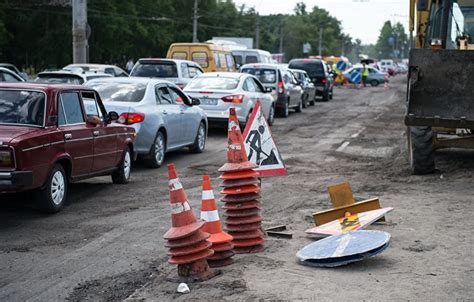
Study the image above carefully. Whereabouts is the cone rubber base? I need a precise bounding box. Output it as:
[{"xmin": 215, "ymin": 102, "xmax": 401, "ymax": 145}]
[
  {"xmin": 208, "ymin": 231, "xmax": 233, "ymax": 244},
  {"xmin": 221, "ymin": 192, "xmax": 261, "ymax": 202},
  {"xmin": 224, "ymin": 208, "xmax": 260, "ymax": 217},
  {"xmin": 167, "ymin": 240, "xmax": 212, "ymax": 257},
  {"xmin": 165, "ymin": 230, "xmax": 210, "ymax": 248},
  {"xmin": 228, "ymin": 229, "xmax": 264, "ymax": 240},
  {"xmin": 225, "ymin": 215, "xmax": 262, "ymax": 225},
  {"xmin": 220, "ymin": 184, "xmax": 260, "ymax": 195},
  {"xmin": 224, "ymin": 222, "xmax": 262, "ymax": 232},
  {"xmin": 163, "ymin": 220, "xmax": 205, "ymax": 240},
  {"xmin": 233, "ymin": 244, "xmax": 265, "ymax": 254},
  {"xmin": 208, "ymin": 257, "xmax": 235, "ymax": 268},
  {"xmin": 168, "ymin": 248, "xmax": 214, "ymax": 265},
  {"xmin": 218, "ymin": 161, "xmax": 257, "ymax": 172},
  {"xmin": 232, "ymin": 237, "xmax": 265, "ymax": 247},
  {"xmin": 220, "ymin": 170, "xmax": 259, "ymax": 180},
  {"xmin": 220, "ymin": 177, "xmax": 259, "ymax": 188},
  {"xmin": 222, "ymin": 200, "xmax": 260, "ymax": 210},
  {"xmin": 212, "ymin": 241, "xmax": 234, "ymax": 252}
]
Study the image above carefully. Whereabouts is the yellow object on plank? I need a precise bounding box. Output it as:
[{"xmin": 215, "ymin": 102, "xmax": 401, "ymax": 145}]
[{"xmin": 312, "ymin": 197, "xmax": 385, "ymax": 226}]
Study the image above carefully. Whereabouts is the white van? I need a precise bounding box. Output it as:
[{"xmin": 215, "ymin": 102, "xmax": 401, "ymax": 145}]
[
  {"xmin": 378, "ymin": 59, "xmax": 396, "ymax": 72},
  {"xmin": 232, "ymin": 49, "xmax": 273, "ymax": 68}
]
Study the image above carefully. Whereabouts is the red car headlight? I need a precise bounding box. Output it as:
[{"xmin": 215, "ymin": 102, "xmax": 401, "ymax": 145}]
[{"xmin": 0, "ymin": 148, "xmax": 13, "ymax": 169}]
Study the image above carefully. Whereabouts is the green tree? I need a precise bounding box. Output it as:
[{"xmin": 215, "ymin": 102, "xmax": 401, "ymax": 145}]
[
  {"xmin": 375, "ymin": 21, "xmax": 409, "ymax": 59},
  {"xmin": 375, "ymin": 21, "xmax": 394, "ymax": 59},
  {"xmin": 0, "ymin": 0, "xmax": 355, "ymax": 71}
]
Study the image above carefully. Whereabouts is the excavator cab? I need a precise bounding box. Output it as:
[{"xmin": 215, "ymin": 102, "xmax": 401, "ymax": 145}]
[{"xmin": 406, "ymin": 0, "xmax": 474, "ymax": 174}]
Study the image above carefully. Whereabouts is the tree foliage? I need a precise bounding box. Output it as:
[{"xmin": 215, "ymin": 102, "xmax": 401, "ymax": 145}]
[
  {"xmin": 374, "ymin": 21, "xmax": 409, "ymax": 59},
  {"xmin": 0, "ymin": 0, "xmax": 354, "ymax": 71}
]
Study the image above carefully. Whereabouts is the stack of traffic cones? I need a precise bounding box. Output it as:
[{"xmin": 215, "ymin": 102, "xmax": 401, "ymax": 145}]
[
  {"xmin": 218, "ymin": 108, "xmax": 265, "ymax": 254},
  {"xmin": 200, "ymin": 175, "xmax": 234, "ymax": 267},
  {"xmin": 163, "ymin": 164, "xmax": 217, "ymax": 281}
]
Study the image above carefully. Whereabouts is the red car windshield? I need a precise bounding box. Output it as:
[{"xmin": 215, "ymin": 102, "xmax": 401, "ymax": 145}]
[{"xmin": 0, "ymin": 90, "xmax": 45, "ymax": 127}]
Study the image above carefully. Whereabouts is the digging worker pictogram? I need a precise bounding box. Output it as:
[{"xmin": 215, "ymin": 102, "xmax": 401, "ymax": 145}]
[{"xmin": 246, "ymin": 125, "xmax": 265, "ymax": 165}]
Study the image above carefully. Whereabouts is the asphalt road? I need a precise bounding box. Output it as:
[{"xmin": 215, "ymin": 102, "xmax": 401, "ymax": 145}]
[{"xmin": 1, "ymin": 77, "xmax": 473, "ymax": 301}]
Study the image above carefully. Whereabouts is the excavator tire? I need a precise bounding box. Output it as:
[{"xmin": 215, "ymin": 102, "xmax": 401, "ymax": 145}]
[{"xmin": 409, "ymin": 126, "xmax": 435, "ymax": 174}]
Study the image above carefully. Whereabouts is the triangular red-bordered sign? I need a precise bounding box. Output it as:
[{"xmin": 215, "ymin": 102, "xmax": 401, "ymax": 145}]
[{"xmin": 242, "ymin": 101, "xmax": 287, "ymax": 177}]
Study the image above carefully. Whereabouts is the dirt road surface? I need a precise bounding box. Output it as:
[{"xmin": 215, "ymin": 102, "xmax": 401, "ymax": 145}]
[{"xmin": 1, "ymin": 77, "xmax": 473, "ymax": 301}]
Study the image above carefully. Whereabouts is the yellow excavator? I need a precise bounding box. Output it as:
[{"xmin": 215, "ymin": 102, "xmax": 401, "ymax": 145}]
[{"xmin": 406, "ymin": 0, "xmax": 474, "ymax": 174}]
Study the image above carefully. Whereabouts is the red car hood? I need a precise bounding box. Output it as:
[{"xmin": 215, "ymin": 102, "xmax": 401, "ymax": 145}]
[{"xmin": 0, "ymin": 125, "xmax": 42, "ymax": 145}]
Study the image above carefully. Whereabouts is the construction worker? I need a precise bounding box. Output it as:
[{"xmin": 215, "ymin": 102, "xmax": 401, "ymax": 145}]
[{"xmin": 361, "ymin": 63, "xmax": 369, "ymax": 87}]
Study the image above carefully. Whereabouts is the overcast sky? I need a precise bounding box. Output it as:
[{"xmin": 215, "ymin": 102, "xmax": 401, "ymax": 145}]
[{"xmin": 232, "ymin": 0, "xmax": 408, "ymax": 44}]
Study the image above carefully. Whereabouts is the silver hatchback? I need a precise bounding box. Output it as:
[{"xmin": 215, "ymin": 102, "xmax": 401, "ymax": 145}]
[
  {"xmin": 86, "ymin": 77, "xmax": 208, "ymax": 168},
  {"xmin": 184, "ymin": 72, "xmax": 275, "ymax": 127}
]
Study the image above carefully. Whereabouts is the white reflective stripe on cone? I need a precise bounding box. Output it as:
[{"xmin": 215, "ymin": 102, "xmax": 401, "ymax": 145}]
[
  {"xmin": 170, "ymin": 201, "xmax": 191, "ymax": 214},
  {"xmin": 202, "ymin": 190, "xmax": 214, "ymax": 200},
  {"xmin": 228, "ymin": 143, "xmax": 241, "ymax": 150},
  {"xmin": 229, "ymin": 120, "xmax": 239, "ymax": 131},
  {"xmin": 168, "ymin": 178, "xmax": 183, "ymax": 191},
  {"xmin": 200, "ymin": 210, "xmax": 220, "ymax": 222}
]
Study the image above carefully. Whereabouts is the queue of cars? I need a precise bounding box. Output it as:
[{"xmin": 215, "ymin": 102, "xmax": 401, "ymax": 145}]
[{"xmin": 3, "ymin": 42, "xmax": 398, "ymax": 213}]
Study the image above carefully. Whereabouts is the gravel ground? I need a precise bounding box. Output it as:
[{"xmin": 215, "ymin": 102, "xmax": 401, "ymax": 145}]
[{"xmin": 0, "ymin": 76, "xmax": 472, "ymax": 301}]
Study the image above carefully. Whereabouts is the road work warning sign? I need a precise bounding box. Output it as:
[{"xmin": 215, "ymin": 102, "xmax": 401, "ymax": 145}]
[{"xmin": 242, "ymin": 101, "xmax": 287, "ymax": 177}]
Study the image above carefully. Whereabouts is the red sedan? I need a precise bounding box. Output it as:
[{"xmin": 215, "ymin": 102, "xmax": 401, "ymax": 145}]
[{"xmin": 0, "ymin": 83, "xmax": 136, "ymax": 212}]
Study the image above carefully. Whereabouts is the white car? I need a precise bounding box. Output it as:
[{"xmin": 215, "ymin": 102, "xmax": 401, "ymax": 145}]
[
  {"xmin": 63, "ymin": 63, "xmax": 129, "ymax": 77},
  {"xmin": 130, "ymin": 58, "xmax": 204, "ymax": 89},
  {"xmin": 184, "ymin": 72, "xmax": 275, "ymax": 127},
  {"xmin": 0, "ymin": 67, "xmax": 25, "ymax": 82},
  {"xmin": 34, "ymin": 71, "xmax": 113, "ymax": 85},
  {"xmin": 378, "ymin": 59, "xmax": 396, "ymax": 73}
]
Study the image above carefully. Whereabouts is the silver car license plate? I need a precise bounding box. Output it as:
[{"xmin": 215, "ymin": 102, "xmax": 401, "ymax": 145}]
[{"xmin": 200, "ymin": 98, "xmax": 218, "ymax": 105}]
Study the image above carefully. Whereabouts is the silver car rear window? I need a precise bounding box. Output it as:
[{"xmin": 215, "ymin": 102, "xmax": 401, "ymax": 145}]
[
  {"xmin": 89, "ymin": 82, "xmax": 147, "ymax": 102},
  {"xmin": 187, "ymin": 77, "xmax": 239, "ymax": 90},
  {"xmin": 35, "ymin": 74, "xmax": 84, "ymax": 85},
  {"xmin": 241, "ymin": 68, "xmax": 276, "ymax": 83},
  {"xmin": 131, "ymin": 62, "xmax": 178, "ymax": 78}
]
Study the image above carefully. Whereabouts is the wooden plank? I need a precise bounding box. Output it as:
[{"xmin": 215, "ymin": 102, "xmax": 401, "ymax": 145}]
[
  {"xmin": 306, "ymin": 207, "xmax": 393, "ymax": 236},
  {"xmin": 327, "ymin": 181, "xmax": 355, "ymax": 208},
  {"xmin": 265, "ymin": 225, "xmax": 287, "ymax": 232},
  {"xmin": 312, "ymin": 197, "xmax": 384, "ymax": 226},
  {"xmin": 267, "ymin": 231, "xmax": 293, "ymax": 239}
]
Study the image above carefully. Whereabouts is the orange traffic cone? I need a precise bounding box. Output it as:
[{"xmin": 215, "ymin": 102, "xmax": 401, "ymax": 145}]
[
  {"xmin": 163, "ymin": 164, "xmax": 217, "ymax": 282},
  {"xmin": 200, "ymin": 175, "xmax": 234, "ymax": 267},
  {"xmin": 218, "ymin": 107, "xmax": 265, "ymax": 254},
  {"xmin": 218, "ymin": 107, "xmax": 257, "ymax": 173},
  {"xmin": 164, "ymin": 164, "xmax": 205, "ymax": 241}
]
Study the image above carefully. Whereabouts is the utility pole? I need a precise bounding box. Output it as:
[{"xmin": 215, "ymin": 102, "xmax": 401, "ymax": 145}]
[
  {"xmin": 192, "ymin": 0, "xmax": 199, "ymax": 43},
  {"xmin": 318, "ymin": 28, "xmax": 323, "ymax": 56},
  {"xmin": 255, "ymin": 14, "xmax": 260, "ymax": 49},
  {"xmin": 279, "ymin": 25, "xmax": 284, "ymax": 53},
  {"xmin": 72, "ymin": 0, "xmax": 88, "ymax": 63}
]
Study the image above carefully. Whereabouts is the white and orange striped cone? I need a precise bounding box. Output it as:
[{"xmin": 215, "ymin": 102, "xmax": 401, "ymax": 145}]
[
  {"xmin": 163, "ymin": 164, "xmax": 217, "ymax": 282},
  {"xmin": 384, "ymin": 81, "xmax": 389, "ymax": 90},
  {"xmin": 218, "ymin": 107, "xmax": 265, "ymax": 254},
  {"xmin": 200, "ymin": 175, "xmax": 234, "ymax": 267}
]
